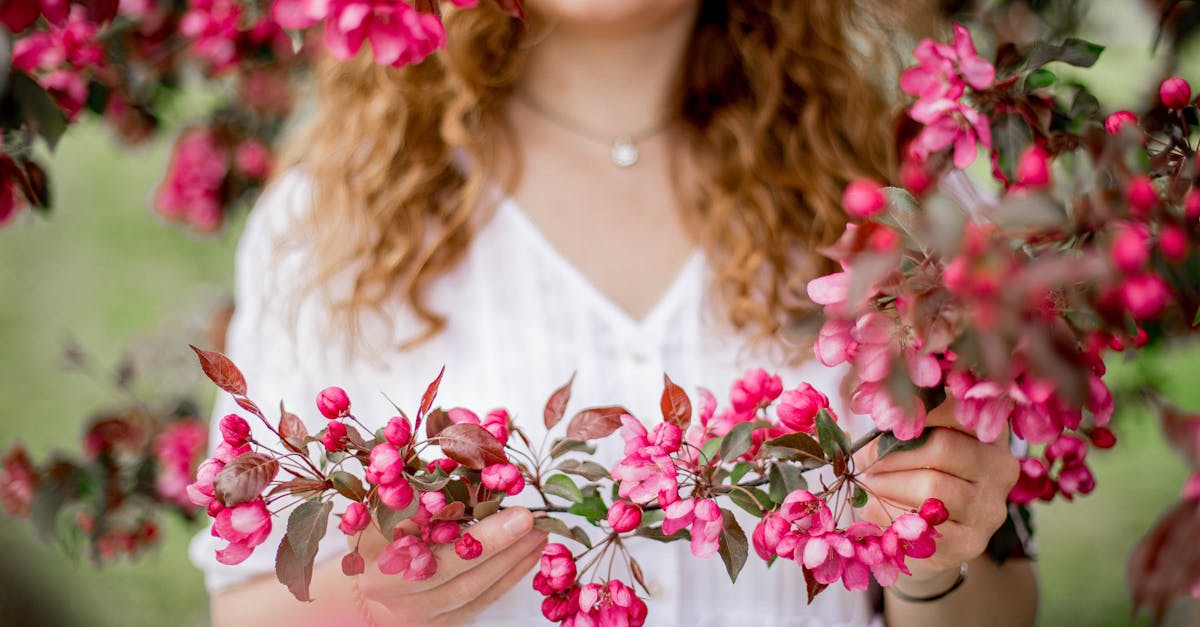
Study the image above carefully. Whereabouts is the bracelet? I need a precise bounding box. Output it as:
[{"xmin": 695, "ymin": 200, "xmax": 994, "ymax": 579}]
[
  {"xmin": 888, "ymin": 562, "xmax": 968, "ymax": 603},
  {"xmin": 352, "ymin": 575, "xmax": 381, "ymax": 627}
]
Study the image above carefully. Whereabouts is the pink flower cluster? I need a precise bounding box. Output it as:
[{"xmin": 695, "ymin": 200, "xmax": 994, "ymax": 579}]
[
  {"xmin": 154, "ymin": 127, "xmax": 232, "ymax": 232},
  {"xmin": 153, "ymin": 419, "xmax": 209, "ymax": 508},
  {"xmin": 12, "ymin": 6, "xmax": 106, "ymax": 119},
  {"xmin": 272, "ymin": 0, "xmax": 477, "ymax": 67},
  {"xmin": 180, "ymin": 0, "xmax": 292, "ymax": 74},
  {"xmin": 534, "ymin": 543, "xmax": 647, "ymax": 627},
  {"xmin": 0, "ymin": 447, "xmax": 38, "ymax": 518},
  {"xmin": 900, "ymin": 24, "xmax": 996, "ymax": 169},
  {"xmin": 185, "ymin": 413, "xmax": 274, "ymax": 565},
  {"xmin": 1009, "ymin": 432, "xmax": 1109, "ymax": 504},
  {"xmin": 753, "ymin": 492, "xmax": 948, "ymax": 590}
]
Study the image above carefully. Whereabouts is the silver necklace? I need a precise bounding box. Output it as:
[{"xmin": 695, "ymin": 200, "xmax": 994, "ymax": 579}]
[{"xmin": 514, "ymin": 91, "xmax": 674, "ymax": 168}]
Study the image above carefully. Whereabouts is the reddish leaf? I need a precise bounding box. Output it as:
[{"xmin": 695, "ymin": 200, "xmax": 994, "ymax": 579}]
[
  {"xmin": 344, "ymin": 425, "xmax": 372, "ymax": 451},
  {"xmin": 279, "ymin": 402, "xmax": 308, "ymax": 451},
  {"xmin": 433, "ymin": 501, "xmax": 466, "ymax": 521},
  {"xmin": 266, "ymin": 479, "xmax": 324, "ymax": 499},
  {"xmin": 1127, "ymin": 499, "xmax": 1200, "ymax": 623},
  {"xmin": 236, "ymin": 397, "xmax": 264, "ymax": 419},
  {"xmin": 275, "ymin": 532, "xmax": 314, "ymax": 602},
  {"xmin": 418, "ymin": 366, "xmax": 446, "ymax": 420},
  {"xmin": 1158, "ymin": 402, "xmax": 1200, "ymax": 465},
  {"xmin": 436, "ymin": 423, "xmax": 507, "ymax": 470},
  {"xmin": 630, "ymin": 557, "xmax": 650, "ymax": 596},
  {"xmin": 287, "ymin": 500, "xmax": 334, "ymax": 565},
  {"xmin": 214, "ymin": 453, "xmax": 279, "ymax": 506},
  {"xmin": 330, "ymin": 471, "xmax": 366, "ymax": 501},
  {"xmin": 803, "ymin": 567, "xmax": 829, "ymax": 604},
  {"xmin": 660, "ymin": 374, "xmax": 692, "ymax": 429},
  {"xmin": 544, "ymin": 373, "xmax": 576, "ymax": 430},
  {"xmin": 189, "ymin": 344, "xmax": 247, "ymax": 396},
  {"xmin": 565, "ymin": 406, "xmax": 628, "ymax": 441},
  {"xmin": 717, "ymin": 509, "xmax": 749, "ymax": 583},
  {"xmin": 425, "ymin": 408, "xmax": 453, "ymax": 439},
  {"xmin": 342, "ymin": 551, "xmax": 365, "ymax": 576}
]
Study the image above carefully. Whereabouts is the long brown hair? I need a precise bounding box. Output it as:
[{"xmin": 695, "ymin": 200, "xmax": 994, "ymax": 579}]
[{"xmin": 278, "ymin": 0, "xmax": 937, "ymax": 355}]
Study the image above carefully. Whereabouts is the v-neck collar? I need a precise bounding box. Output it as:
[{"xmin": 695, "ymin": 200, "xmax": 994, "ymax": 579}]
[{"xmin": 499, "ymin": 197, "xmax": 705, "ymax": 333}]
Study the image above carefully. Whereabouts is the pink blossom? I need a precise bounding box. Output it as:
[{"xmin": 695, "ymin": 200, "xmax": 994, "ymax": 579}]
[
  {"xmin": 807, "ymin": 272, "xmax": 850, "ymax": 310},
  {"xmin": 1187, "ymin": 190, "xmax": 1200, "ymax": 220},
  {"xmin": 482, "ymin": 408, "xmax": 510, "ymax": 445},
  {"xmin": 481, "ymin": 462, "xmax": 524, "ymax": 496},
  {"xmin": 153, "ymin": 419, "xmax": 207, "ymax": 507},
  {"xmin": 426, "ymin": 519, "xmax": 461, "ymax": 545},
  {"xmin": 379, "ymin": 534, "xmax": 437, "ymax": 580},
  {"xmin": 339, "ymin": 502, "xmax": 370, "ymax": 535},
  {"xmin": 578, "ymin": 579, "xmax": 647, "ymax": 627},
  {"xmin": 1159, "ymin": 225, "xmax": 1189, "ymax": 262},
  {"xmin": 778, "ymin": 490, "xmax": 835, "ymax": 535},
  {"xmin": 1120, "ymin": 273, "xmax": 1171, "ymax": 320},
  {"xmin": 154, "ymin": 128, "xmax": 230, "ymax": 232},
  {"xmin": 180, "ymin": 0, "xmax": 243, "ymax": 73},
  {"xmin": 881, "ymin": 513, "xmax": 940, "ymax": 563},
  {"xmin": 1008, "ymin": 457, "xmax": 1054, "ymax": 504},
  {"xmin": 729, "ymin": 368, "xmax": 783, "ymax": 414},
  {"xmin": 365, "ymin": 443, "xmax": 404, "ymax": 486},
  {"xmin": 0, "ymin": 448, "xmax": 38, "ymax": 517},
  {"xmin": 276, "ymin": 0, "xmax": 448, "ymax": 67},
  {"xmin": 948, "ymin": 373, "xmax": 1012, "ymax": 443},
  {"xmin": 1105, "ymin": 110, "xmax": 1138, "ymax": 135},
  {"xmin": 384, "ymin": 415, "xmax": 412, "ymax": 447},
  {"xmin": 1056, "ymin": 461, "xmax": 1095, "ymax": 499},
  {"xmin": 12, "ymin": 7, "xmax": 105, "ymax": 119},
  {"xmin": 212, "ymin": 498, "xmax": 272, "ymax": 565},
  {"xmin": 908, "ymin": 97, "xmax": 993, "ymax": 169},
  {"xmin": 455, "ymin": 532, "xmax": 482, "ymax": 559},
  {"xmin": 377, "ymin": 479, "xmax": 414, "ymax": 511},
  {"xmin": 851, "ymin": 381, "xmax": 928, "ymax": 441},
  {"xmin": 1183, "ymin": 472, "xmax": 1200, "ymax": 501},
  {"xmin": 900, "ymin": 24, "xmax": 994, "ymax": 101},
  {"xmin": 776, "ymin": 383, "xmax": 830, "ymax": 434},
  {"xmin": 607, "ymin": 500, "xmax": 642, "ymax": 533},
  {"xmin": 1160, "ymin": 77, "xmax": 1192, "ymax": 109},
  {"xmin": 1089, "ymin": 426, "xmax": 1117, "ymax": 449},
  {"xmin": 1125, "ymin": 175, "xmax": 1158, "ymax": 216},
  {"xmin": 316, "ymin": 386, "xmax": 351, "ymax": 419},
  {"xmin": 233, "ymin": 140, "xmax": 272, "ymax": 180},
  {"xmin": 918, "ymin": 498, "xmax": 950, "ymax": 525},
  {"xmin": 696, "ymin": 388, "xmax": 717, "ymax": 428},
  {"xmin": 541, "ymin": 592, "xmax": 574, "ymax": 622},
  {"xmin": 843, "ymin": 179, "xmax": 887, "ymax": 218},
  {"xmin": 752, "ymin": 513, "xmax": 792, "ymax": 560},
  {"xmin": 802, "ymin": 531, "xmax": 855, "ymax": 585},
  {"xmin": 815, "ymin": 318, "xmax": 854, "ymax": 367},
  {"xmin": 446, "ymin": 407, "xmax": 480, "ymax": 424},
  {"xmin": 843, "ymin": 521, "xmax": 886, "ymax": 589},
  {"xmin": 1015, "ymin": 145, "xmax": 1050, "ymax": 188},
  {"xmin": 534, "ymin": 543, "xmax": 577, "ymax": 594},
  {"xmin": 1110, "ymin": 223, "xmax": 1150, "ymax": 273},
  {"xmin": 322, "ymin": 420, "xmax": 348, "ymax": 452},
  {"xmin": 186, "ymin": 457, "xmax": 224, "ymax": 507}
]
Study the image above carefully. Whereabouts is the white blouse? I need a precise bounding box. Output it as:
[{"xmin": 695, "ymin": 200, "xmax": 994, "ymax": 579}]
[{"xmin": 189, "ymin": 168, "xmax": 881, "ymax": 627}]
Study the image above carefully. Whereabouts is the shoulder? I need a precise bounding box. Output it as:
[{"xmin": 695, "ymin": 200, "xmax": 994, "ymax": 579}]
[{"xmin": 239, "ymin": 167, "xmax": 316, "ymax": 254}]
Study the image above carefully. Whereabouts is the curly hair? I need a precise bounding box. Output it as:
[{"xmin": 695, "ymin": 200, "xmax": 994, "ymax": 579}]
[{"xmin": 277, "ymin": 0, "xmax": 939, "ymax": 356}]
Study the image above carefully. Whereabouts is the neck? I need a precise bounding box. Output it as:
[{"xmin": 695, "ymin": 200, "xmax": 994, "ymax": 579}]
[{"xmin": 514, "ymin": 9, "xmax": 700, "ymax": 137}]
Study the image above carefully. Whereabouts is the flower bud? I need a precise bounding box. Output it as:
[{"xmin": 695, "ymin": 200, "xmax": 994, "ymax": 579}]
[
  {"xmin": 427, "ymin": 519, "xmax": 461, "ymax": 545},
  {"xmin": 316, "ymin": 386, "xmax": 351, "ymax": 419},
  {"xmin": 378, "ymin": 480, "xmax": 415, "ymax": 511},
  {"xmin": 1109, "ymin": 224, "xmax": 1149, "ymax": 273},
  {"xmin": 606, "ymin": 500, "xmax": 642, "ymax": 533},
  {"xmin": 338, "ymin": 502, "xmax": 370, "ymax": 535},
  {"xmin": 342, "ymin": 551, "xmax": 365, "ymax": 575},
  {"xmin": 1104, "ymin": 110, "xmax": 1137, "ymax": 135},
  {"xmin": 384, "ymin": 415, "xmax": 412, "ymax": 447},
  {"xmin": 455, "ymin": 532, "xmax": 483, "ymax": 560},
  {"xmin": 1125, "ymin": 176, "xmax": 1158, "ymax": 217},
  {"xmin": 427, "ymin": 457, "xmax": 458, "ymax": 474},
  {"xmin": 1015, "ymin": 145, "xmax": 1050, "ymax": 188},
  {"xmin": 446, "ymin": 407, "xmax": 480, "ymax": 424},
  {"xmin": 1160, "ymin": 77, "xmax": 1192, "ymax": 109},
  {"xmin": 776, "ymin": 383, "xmax": 831, "ymax": 433},
  {"xmin": 219, "ymin": 414, "xmax": 251, "ymax": 447},
  {"xmin": 322, "ymin": 420, "xmax": 348, "ymax": 452},
  {"xmin": 1088, "ymin": 427, "xmax": 1117, "ymax": 450},
  {"xmin": 481, "ymin": 462, "xmax": 524, "ymax": 496},
  {"xmin": 900, "ymin": 159, "xmax": 934, "ymax": 196},
  {"xmin": 918, "ymin": 498, "xmax": 949, "ymax": 526},
  {"xmin": 1159, "ymin": 225, "xmax": 1189, "ymax": 262},
  {"xmin": 842, "ymin": 179, "xmax": 887, "ymax": 218},
  {"xmin": 1133, "ymin": 327, "xmax": 1149, "ymax": 348},
  {"xmin": 541, "ymin": 594, "xmax": 573, "ymax": 621},
  {"xmin": 1120, "ymin": 273, "xmax": 1171, "ymax": 320},
  {"xmin": 1187, "ymin": 189, "xmax": 1200, "ymax": 220}
]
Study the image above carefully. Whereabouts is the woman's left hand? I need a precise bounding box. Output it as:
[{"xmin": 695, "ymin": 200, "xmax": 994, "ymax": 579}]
[{"xmin": 851, "ymin": 400, "xmax": 1021, "ymax": 581}]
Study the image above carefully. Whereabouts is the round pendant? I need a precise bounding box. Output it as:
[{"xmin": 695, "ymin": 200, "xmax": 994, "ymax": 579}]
[{"xmin": 611, "ymin": 138, "xmax": 638, "ymax": 168}]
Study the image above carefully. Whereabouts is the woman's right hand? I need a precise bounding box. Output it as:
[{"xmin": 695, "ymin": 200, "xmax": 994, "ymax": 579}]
[{"xmin": 354, "ymin": 507, "xmax": 548, "ymax": 627}]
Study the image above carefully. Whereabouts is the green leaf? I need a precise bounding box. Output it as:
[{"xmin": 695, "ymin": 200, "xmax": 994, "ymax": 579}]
[
  {"xmin": 720, "ymin": 422, "xmax": 755, "ymax": 461},
  {"xmin": 473, "ymin": 499, "xmax": 501, "ymax": 519},
  {"xmin": 768, "ymin": 462, "xmax": 808, "ymax": 502},
  {"xmin": 876, "ymin": 429, "xmax": 933, "ymax": 460},
  {"xmin": 571, "ymin": 525, "xmax": 594, "ymax": 549},
  {"xmin": 555, "ymin": 459, "xmax": 610, "ymax": 481},
  {"xmin": 636, "ymin": 525, "xmax": 690, "ymax": 543},
  {"xmin": 727, "ymin": 487, "xmax": 773, "ymax": 518},
  {"xmin": 990, "ymin": 114, "xmax": 1032, "ymax": 182},
  {"xmin": 544, "ymin": 474, "xmax": 584, "ymax": 504},
  {"xmin": 11, "ymin": 73, "xmax": 67, "ymax": 150},
  {"xmin": 729, "ymin": 462, "xmax": 753, "ymax": 485},
  {"xmin": 567, "ymin": 494, "xmax": 608, "ymax": 524},
  {"xmin": 1026, "ymin": 38, "xmax": 1104, "ymax": 71},
  {"xmin": 699, "ymin": 436, "xmax": 723, "ymax": 464},
  {"xmin": 640, "ymin": 509, "xmax": 665, "ymax": 527},
  {"xmin": 851, "ymin": 486, "xmax": 868, "ymax": 509},
  {"xmin": 763, "ymin": 432, "xmax": 826, "ymax": 466},
  {"xmin": 1069, "ymin": 89, "xmax": 1100, "ymax": 120},
  {"xmin": 815, "ymin": 409, "xmax": 850, "ymax": 460},
  {"xmin": 1024, "ymin": 68, "xmax": 1056, "ymax": 90},
  {"xmin": 717, "ymin": 509, "xmax": 749, "ymax": 583},
  {"xmin": 550, "ymin": 438, "xmax": 597, "ymax": 458},
  {"xmin": 534, "ymin": 516, "xmax": 576, "ymax": 541},
  {"xmin": 371, "ymin": 489, "xmax": 418, "ymax": 538},
  {"xmin": 330, "ymin": 471, "xmax": 367, "ymax": 501},
  {"xmin": 287, "ymin": 499, "xmax": 334, "ymax": 565},
  {"xmin": 407, "ymin": 470, "xmax": 450, "ymax": 491}
]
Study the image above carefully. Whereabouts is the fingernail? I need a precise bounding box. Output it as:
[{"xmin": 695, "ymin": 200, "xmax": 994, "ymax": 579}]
[{"xmin": 503, "ymin": 509, "xmax": 532, "ymax": 535}]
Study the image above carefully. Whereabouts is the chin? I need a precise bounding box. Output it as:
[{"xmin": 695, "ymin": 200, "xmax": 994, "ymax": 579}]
[{"xmin": 525, "ymin": 0, "xmax": 700, "ymax": 32}]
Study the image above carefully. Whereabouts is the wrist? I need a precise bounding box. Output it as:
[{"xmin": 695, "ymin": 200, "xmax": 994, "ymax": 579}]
[{"xmin": 888, "ymin": 562, "xmax": 968, "ymax": 602}]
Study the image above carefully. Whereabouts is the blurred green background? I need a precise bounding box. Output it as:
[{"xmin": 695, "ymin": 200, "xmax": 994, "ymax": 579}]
[{"xmin": 2, "ymin": 2, "xmax": 1200, "ymax": 626}]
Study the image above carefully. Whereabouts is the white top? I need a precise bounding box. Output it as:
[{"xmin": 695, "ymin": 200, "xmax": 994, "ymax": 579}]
[{"xmin": 189, "ymin": 169, "xmax": 881, "ymax": 627}]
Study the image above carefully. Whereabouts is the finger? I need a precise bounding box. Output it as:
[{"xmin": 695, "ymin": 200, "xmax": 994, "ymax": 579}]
[
  {"xmin": 431, "ymin": 530, "xmax": 547, "ymax": 616},
  {"xmin": 413, "ymin": 508, "xmax": 537, "ymax": 589},
  {"xmin": 923, "ymin": 397, "xmax": 1013, "ymax": 448},
  {"xmin": 434, "ymin": 528, "xmax": 547, "ymax": 614},
  {"xmin": 863, "ymin": 427, "xmax": 988, "ymax": 481},
  {"xmin": 856, "ymin": 469, "xmax": 975, "ymax": 523}
]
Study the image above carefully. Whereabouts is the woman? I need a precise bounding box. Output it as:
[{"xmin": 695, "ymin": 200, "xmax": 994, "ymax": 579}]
[{"xmin": 190, "ymin": 1, "xmax": 1037, "ymax": 625}]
